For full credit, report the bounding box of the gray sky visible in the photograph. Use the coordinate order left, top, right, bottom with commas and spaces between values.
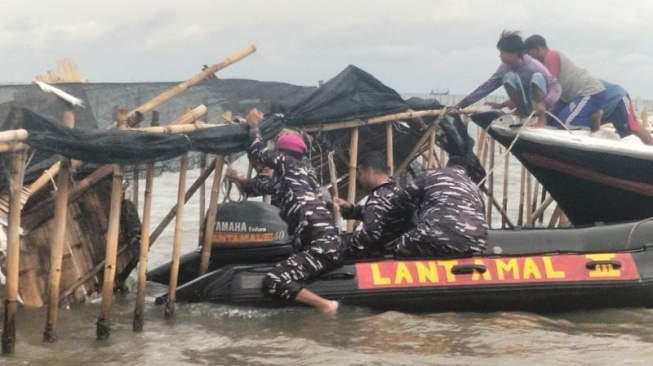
2, 0, 653, 98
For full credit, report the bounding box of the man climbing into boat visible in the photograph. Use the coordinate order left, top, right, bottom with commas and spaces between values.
333, 151, 413, 259
524, 34, 608, 131
454, 30, 561, 127
384, 156, 488, 258
599, 81, 653, 145
244, 108, 342, 316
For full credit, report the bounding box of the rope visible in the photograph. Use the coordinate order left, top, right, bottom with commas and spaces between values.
221, 158, 245, 203
476, 111, 536, 188
44, 168, 58, 192
625, 216, 653, 250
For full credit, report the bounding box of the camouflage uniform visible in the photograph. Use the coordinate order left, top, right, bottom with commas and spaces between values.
241, 174, 282, 207
388, 167, 488, 257
341, 177, 413, 259
249, 131, 342, 301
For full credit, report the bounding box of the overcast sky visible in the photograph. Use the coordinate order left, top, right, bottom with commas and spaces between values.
2, 0, 653, 98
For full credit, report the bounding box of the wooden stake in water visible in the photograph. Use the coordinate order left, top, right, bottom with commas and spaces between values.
346, 128, 359, 232
386, 122, 394, 175
165, 153, 189, 319
133, 161, 154, 332
501, 152, 510, 229
327, 151, 341, 224
2, 150, 26, 355
43, 106, 75, 342
96, 164, 124, 340
199, 156, 225, 275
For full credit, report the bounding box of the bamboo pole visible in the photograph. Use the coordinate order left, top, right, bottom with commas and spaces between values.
43, 105, 76, 342
165, 153, 189, 319
529, 195, 555, 226
346, 128, 359, 233
0, 129, 28, 143
327, 151, 341, 225
119, 45, 256, 125
2, 151, 26, 355
132, 162, 154, 332
531, 182, 540, 225
517, 166, 526, 227
199, 153, 207, 239
149, 157, 218, 248
96, 164, 123, 340
525, 171, 533, 228
386, 122, 394, 175
486, 138, 495, 227
0, 142, 29, 153
199, 156, 225, 275
300, 107, 487, 133
548, 205, 562, 228
395, 122, 438, 176
427, 130, 436, 168
501, 152, 510, 229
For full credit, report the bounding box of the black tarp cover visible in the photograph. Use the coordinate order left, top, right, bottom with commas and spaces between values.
19, 107, 284, 165
284, 65, 409, 126
19, 65, 414, 165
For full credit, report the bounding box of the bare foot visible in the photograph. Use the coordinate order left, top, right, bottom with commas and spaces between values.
531, 121, 547, 129
319, 300, 339, 318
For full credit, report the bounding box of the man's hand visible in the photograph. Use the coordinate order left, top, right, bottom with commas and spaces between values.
245, 108, 264, 129
226, 168, 245, 184
333, 197, 352, 210
485, 102, 505, 109
259, 167, 274, 179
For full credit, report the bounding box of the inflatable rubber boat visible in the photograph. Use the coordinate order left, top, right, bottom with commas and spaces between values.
157, 219, 653, 313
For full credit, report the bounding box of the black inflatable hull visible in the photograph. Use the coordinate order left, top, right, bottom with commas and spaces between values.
162, 221, 653, 313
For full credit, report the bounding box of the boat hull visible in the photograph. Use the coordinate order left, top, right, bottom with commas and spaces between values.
471, 112, 653, 225
161, 221, 653, 313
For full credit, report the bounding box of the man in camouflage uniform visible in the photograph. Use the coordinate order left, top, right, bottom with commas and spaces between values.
387, 156, 488, 258
334, 152, 413, 259
245, 109, 341, 316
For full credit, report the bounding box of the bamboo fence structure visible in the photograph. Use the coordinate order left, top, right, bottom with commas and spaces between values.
0, 76, 598, 356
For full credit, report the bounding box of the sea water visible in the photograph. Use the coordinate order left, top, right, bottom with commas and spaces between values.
3, 159, 653, 365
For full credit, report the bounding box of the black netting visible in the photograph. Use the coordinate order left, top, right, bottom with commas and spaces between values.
284, 65, 409, 126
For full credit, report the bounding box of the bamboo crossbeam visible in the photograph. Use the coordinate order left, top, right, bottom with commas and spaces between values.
2, 151, 26, 355
300, 108, 485, 133
148, 157, 218, 249
528, 195, 555, 227
0, 129, 28, 143
395, 122, 438, 177
0, 142, 29, 153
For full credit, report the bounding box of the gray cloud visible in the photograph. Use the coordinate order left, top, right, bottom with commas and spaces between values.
1, 0, 652, 98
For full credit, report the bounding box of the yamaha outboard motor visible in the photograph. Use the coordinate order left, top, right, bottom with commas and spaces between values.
147, 201, 293, 285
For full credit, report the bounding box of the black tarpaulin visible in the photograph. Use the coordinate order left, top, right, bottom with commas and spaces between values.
19, 106, 284, 165
284, 65, 409, 126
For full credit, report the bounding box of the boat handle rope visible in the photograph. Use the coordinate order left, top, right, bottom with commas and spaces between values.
451, 263, 487, 275
585, 260, 622, 270
475, 110, 573, 189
